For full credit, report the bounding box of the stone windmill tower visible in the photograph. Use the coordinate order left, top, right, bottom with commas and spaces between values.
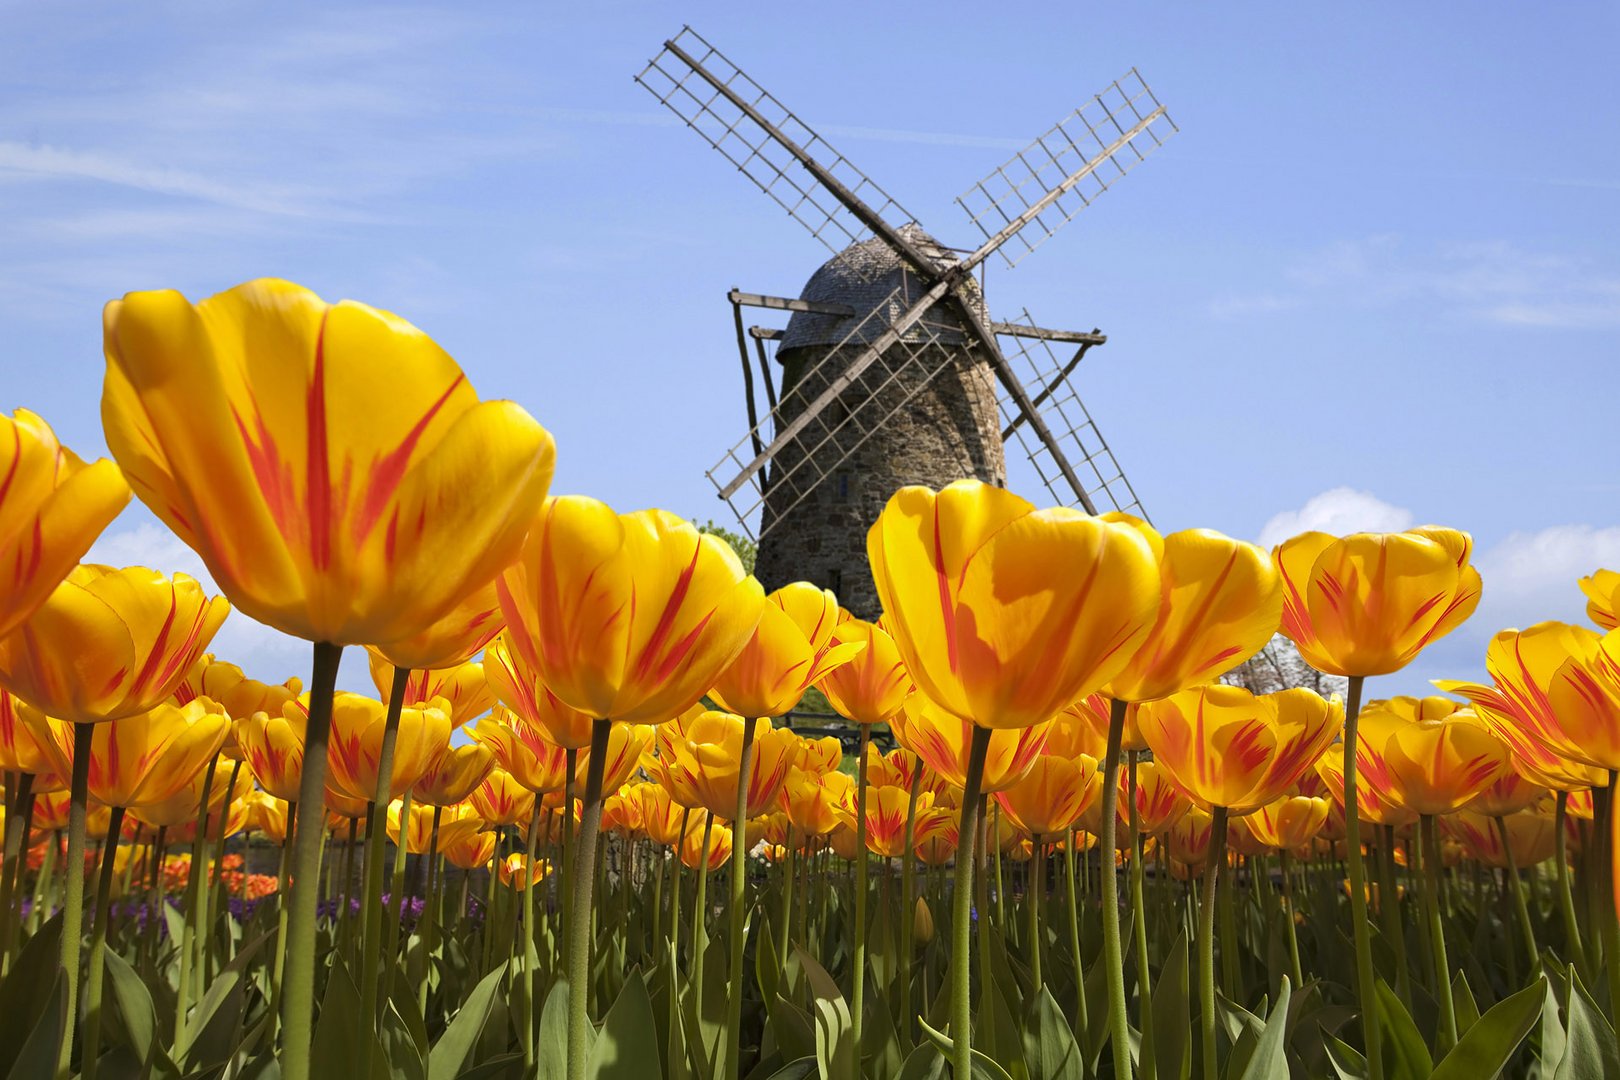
637, 28, 1176, 617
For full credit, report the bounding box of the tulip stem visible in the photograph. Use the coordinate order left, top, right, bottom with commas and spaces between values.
420, 806, 442, 1018
0, 771, 35, 977
1377, 824, 1411, 1004
1199, 806, 1229, 1080
385, 787, 412, 969
852, 723, 870, 1064
1279, 849, 1303, 992
55, 722, 94, 1080
776, 824, 794, 975
1419, 814, 1457, 1051
1065, 828, 1087, 1055
1341, 676, 1384, 1079
1030, 835, 1045, 993
898, 759, 923, 1048
1602, 773, 1620, 1034
692, 810, 713, 1052
667, 808, 687, 1070
724, 718, 759, 1080
565, 719, 611, 1080
1129, 752, 1156, 1080
948, 726, 992, 1078
174, 753, 217, 1056
1099, 698, 1133, 1080
358, 664, 410, 1047
522, 801, 542, 1064
81, 804, 126, 1080
280, 641, 343, 1080
270, 802, 295, 1042
1554, 792, 1585, 978
1493, 814, 1537, 968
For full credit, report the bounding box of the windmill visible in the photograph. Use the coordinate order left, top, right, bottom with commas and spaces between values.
636, 27, 1177, 618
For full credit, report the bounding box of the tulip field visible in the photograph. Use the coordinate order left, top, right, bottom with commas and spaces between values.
4, 277, 1620, 1080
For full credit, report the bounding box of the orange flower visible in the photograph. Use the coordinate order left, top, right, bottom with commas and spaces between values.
367, 652, 494, 729
1357, 697, 1511, 816
484, 631, 593, 748
1443, 808, 1557, 868
836, 785, 947, 857
1166, 807, 1214, 866
324, 693, 452, 803
1316, 740, 1417, 830
636, 783, 689, 847
22, 697, 229, 808
1435, 622, 1612, 787
658, 712, 796, 820
783, 769, 855, 837
868, 479, 1161, 730
679, 813, 733, 870
1239, 795, 1331, 850
1103, 526, 1283, 703
890, 694, 1050, 794
994, 754, 1099, 838
815, 618, 910, 725
1137, 685, 1342, 814
0, 408, 131, 642
710, 582, 865, 719
498, 853, 551, 890
0, 565, 229, 724
570, 723, 654, 796
1274, 527, 1481, 677
102, 277, 555, 646
1467, 772, 1547, 817
129, 754, 254, 830
468, 709, 570, 795
1126, 761, 1192, 834
468, 768, 535, 827
387, 798, 439, 855
794, 735, 843, 775
237, 704, 308, 803
172, 655, 300, 719
0, 690, 65, 781
496, 498, 764, 724
415, 742, 496, 807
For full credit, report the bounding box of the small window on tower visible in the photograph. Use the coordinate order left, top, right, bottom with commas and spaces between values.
829, 568, 843, 595
835, 471, 851, 502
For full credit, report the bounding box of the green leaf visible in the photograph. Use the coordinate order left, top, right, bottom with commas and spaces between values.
381, 1001, 428, 1080
1023, 985, 1083, 1080
101, 948, 158, 1066
1451, 971, 1481, 1037
1429, 976, 1544, 1080
916, 1017, 1016, 1080
427, 962, 507, 1080
181, 929, 272, 1068
589, 969, 661, 1079
1152, 931, 1192, 1080
1536, 972, 1568, 1080
1322, 1033, 1368, 1080
769, 994, 817, 1064
0, 912, 62, 1079
310, 960, 379, 1080
1555, 966, 1620, 1080
5, 972, 65, 1080
1234, 978, 1292, 1080
763, 1059, 817, 1080
894, 1043, 948, 1080
1375, 979, 1434, 1080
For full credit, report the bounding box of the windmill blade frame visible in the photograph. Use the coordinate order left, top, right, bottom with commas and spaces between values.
956, 69, 1177, 269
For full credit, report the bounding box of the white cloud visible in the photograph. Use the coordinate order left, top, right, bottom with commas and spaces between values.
1212, 235, 1620, 329
1472, 524, 1620, 632
1256, 487, 1414, 549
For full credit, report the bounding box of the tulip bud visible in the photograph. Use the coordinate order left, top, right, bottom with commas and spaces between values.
913, 897, 934, 946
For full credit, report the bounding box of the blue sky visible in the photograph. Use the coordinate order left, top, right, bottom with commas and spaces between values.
2, 2, 1617, 697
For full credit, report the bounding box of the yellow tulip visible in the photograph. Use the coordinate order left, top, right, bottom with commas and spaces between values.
1166, 807, 1215, 867
1240, 796, 1331, 850
783, 768, 855, 837
890, 694, 1050, 794
795, 735, 843, 775
837, 785, 947, 857
237, 703, 308, 803
367, 652, 494, 729
1103, 527, 1283, 703
711, 582, 865, 719
496, 497, 764, 724
468, 768, 535, 827
467, 709, 570, 795
1435, 622, 1613, 786
572, 723, 654, 797
0, 408, 131, 641
22, 697, 229, 809
386, 798, 438, 855
101, 277, 555, 646
994, 754, 1098, 838
0, 565, 228, 724
659, 711, 797, 820
484, 632, 594, 748
603, 784, 645, 837
367, 579, 504, 674
324, 693, 452, 803
1274, 527, 1481, 677
1580, 568, 1619, 631
1443, 808, 1557, 868
414, 742, 496, 807
1137, 684, 1342, 814
441, 817, 497, 871
1357, 698, 1511, 816
868, 479, 1161, 730
816, 618, 910, 724
497, 853, 551, 890
679, 812, 733, 871
0, 689, 64, 779
636, 783, 688, 847
1316, 742, 1418, 830
1125, 760, 1192, 834
130, 753, 254, 830
172, 655, 300, 719
1466, 772, 1548, 817
243, 791, 291, 844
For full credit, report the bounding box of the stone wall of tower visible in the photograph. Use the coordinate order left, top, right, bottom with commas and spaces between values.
752, 341, 1005, 619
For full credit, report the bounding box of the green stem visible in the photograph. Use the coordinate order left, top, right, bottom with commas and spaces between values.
1554, 791, 1586, 977
420, 806, 442, 1017
208, 758, 244, 974
565, 719, 611, 1080
1494, 814, 1537, 968
1602, 774, 1620, 1034
522, 800, 542, 1064
949, 726, 992, 1079
360, 665, 410, 1041
667, 807, 687, 1071
0, 771, 35, 977
1420, 815, 1457, 1050
270, 803, 294, 1042
55, 722, 94, 1080
279, 640, 344, 1080
1129, 751, 1155, 1080
1030, 836, 1045, 992
1378, 824, 1411, 1004
724, 718, 760, 1080
1280, 850, 1302, 993
1065, 828, 1087, 1061
81, 804, 127, 1080
1218, 850, 1238, 998
852, 724, 870, 1061
1099, 698, 1133, 1080
174, 754, 217, 1055
1342, 675, 1384, 1079
898, 758, 923, 1048
776, 825, 794, 975
1199, 806, 1230, 1080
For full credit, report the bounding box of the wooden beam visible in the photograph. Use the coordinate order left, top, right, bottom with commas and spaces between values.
990, 322, 1107, 346
727, 290, 853, 317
